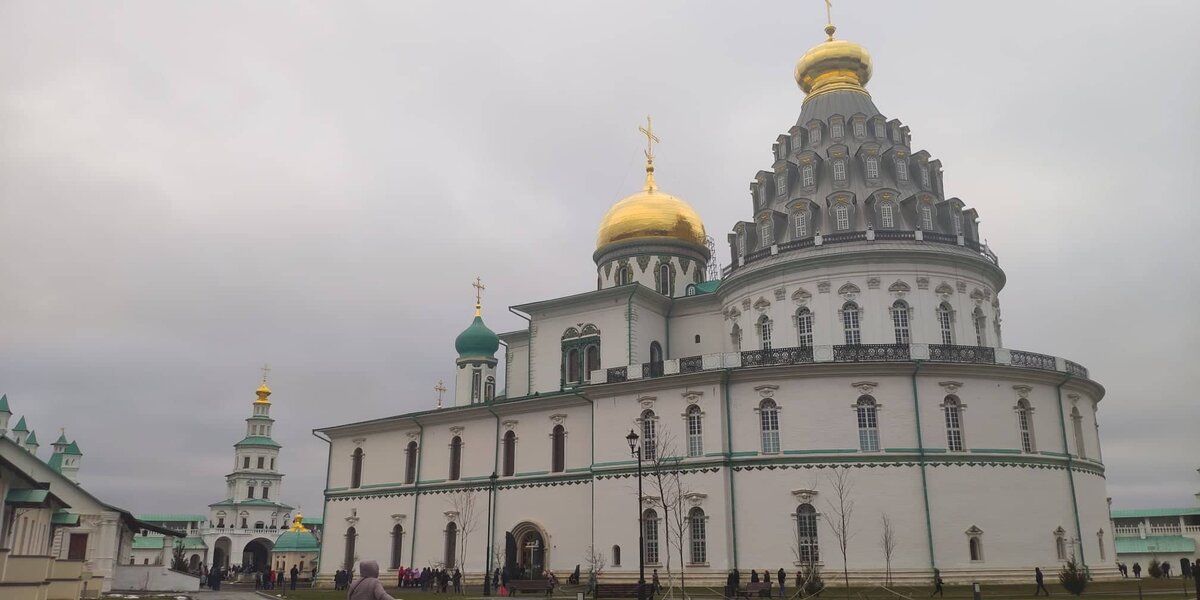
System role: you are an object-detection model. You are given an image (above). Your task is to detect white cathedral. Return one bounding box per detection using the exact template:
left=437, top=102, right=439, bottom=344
left=313, top=20, right=1112, bottom=586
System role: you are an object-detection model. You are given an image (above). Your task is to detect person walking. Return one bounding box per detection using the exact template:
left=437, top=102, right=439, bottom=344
left=454, top=568, right=463, bottom=594
left=1163, top=561, right=1171, bottom=579
left=545, top=571, right=557, bottom=597
left=1191, top=559, right=1199, bottom=600
left=1034, top=567, right=1050, bottom=596
left=930, top=570, right=944, bottom=598
left=652, top=569, right=661, bottom=599
left=1133, top=563, right=1142, bottom=579
left=763, top=570, right=773, bottom=598
left=348, top=560, right=397, bottom=600
left=208, top=567, right=222, bottom=591
left=290, top=564, right=299, bottom=590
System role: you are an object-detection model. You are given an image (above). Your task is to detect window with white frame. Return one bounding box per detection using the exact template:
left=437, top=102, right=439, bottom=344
left=643, top=509, right=660, bottom=564
left=809, top=125, right=821, bottom=145
left=737, top=234, right=746, bottom=257
left=893, top=127, right=903, bottom=144
left=920, top=165, right=931, bottom=187
left=1016, top=399, right=1035, bottom=453
left=969, top=533, right=984, bottom=562
left=874, top=120, right=886, bottom=138
left=641, top=409, right=657, bottom=461
left=842, top=301, right=862, bottom=345
left=1055, top=531, right=1067, bottom=560
left=853, top=119, right=866, bottom=138
left=759, top=221, right=773, bottom=247
left=834, top=204, right=850, bottom=231
left=856, top=396, right=880, bottom=451
left=688, top=507, right=707, bottom=564
left=731, top=323, right=742, bottom=351
left=796, top=308, right=814, bottom=347
left=880, top=202, right=895, bottom=228
left=832, top=159, right=847, bottom=182
left=796, top=504, right=820, bottom=563
left=617, top=266, right=632, bottom=286
left=831, top=119, right=844, bottom=139
left=921, top=204, right=934, bottom=230
left=937, top=303, right=954, bottom=344
left=896, top=159, right=909, bottom=181
left=1071, top=407, right=1086, bottom=459
left=759, top=399, right=780, bottom=454
left=758, top=314, right=773, bottom=350
left=973, top=308, right=987, bottom=346
left=658, top=264, right=671, bottom=296
left=944, top=396, right=965, bottom=451
left=891, top=300, right=911, bottom=344
left=865, top=155, right=879, bottom=179
left=794, top=211, right=809, bottom=237
left=952, top=212, right=962, bottom=234
left=686, top=405, right=703, bottom=457
left=775, top=173, right=787, bottom=197
left=802, top=164, right=815, bottom=187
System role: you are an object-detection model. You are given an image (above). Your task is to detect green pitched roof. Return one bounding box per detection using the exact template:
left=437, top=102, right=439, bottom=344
left=47, top=453, right=63, bottom=472
left=234, top=436, right=280, bottom=448
left=6, top=488, right=50, bottom=505
left=273, top=529, right=320, bottom=553
left=52, top=511, right=80, bottom=526
left=54, top=432, right=69, bottom=445
left=0, top=394, right=10, bottom=414
left=693, top=280, right=721, bottom=294
left=208, top=498, right=293, bottom=509
left=24, top=430, right=38, bottom=445
left=12, top=416, right=27, bottom=432
left=1114, top=535, right=1196, bottom=554
left=137, top=514, right=207, bottom=523
left=133, top=535, right=207, bottom=550
left=64, top=441, right=82, bottom=456
left=1111, top=507, right=1200, bottom=519
left=301, top=516, right=322, bottom=526
left=455, top=315, right=500, bottom=358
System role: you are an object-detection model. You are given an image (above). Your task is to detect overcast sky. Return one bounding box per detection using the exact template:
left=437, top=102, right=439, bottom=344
left=2, top=1, right=1197, bottom=518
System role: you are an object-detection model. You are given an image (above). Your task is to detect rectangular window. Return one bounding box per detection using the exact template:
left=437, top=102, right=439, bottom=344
left=809, top=126, right=821, bottom=145
left=262, top=486, right=269, bottom=499
left=953, top=212, right=962, bottom=234
left=854, top=120, right=866, bottom=138
left=835, top=205, right=850, bottom=231
left=1019, top=411, right=1034, bottom=453
left=247, top=486, right=255, bottom=499
left=831, top=120, right=844, bottom=139
left=881, top=203, right=894, bottom=228
left=257, top=457, right=265, bottom=469
left=896, top=159, right=909, bottom=181
left=737, top=233, right=746, bottom=257
left=802, top=164, right=815, bottom=187
left=921, top=205, right=934, bottom=230
left=938, top=309, right=954, bottom=345
left=760, top=319, right=773, bottom=350
left=893, top=127, right=903, bottom=144
left=760, top=412, right=780, bottom=454
left=775, top=173, right=787, bottom=197
left=843, top=307, right=861, bottom=345
left=920, top=165, right=931, bottom=187
left=857, top=407, right=880, bottom=452
left=875, top=120, right=886, bottom=138
left=865, top=156, right=879, bottom=179
left=945, top=407, right=964, bottom=452
left=687, top=413, right=703, bottom=458
left=759, top=222, right=773, bottom=247
left=794, top=212, right=808, bottom=237
left=243, top=457, right=250, bottom=469
left=893, top=306, right=911, bottom=344
left=471, top=370, right=481, bottom=401
left=644, top=516, right=659, bottom=564
left=689, top=514, right=707, bottom=564
left=832, top=160, right=846, bottom=182
left=797, top=312, right=813, bottom=347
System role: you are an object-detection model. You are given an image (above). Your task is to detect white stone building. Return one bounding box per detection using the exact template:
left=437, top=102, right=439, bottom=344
left=313, top=22, right=1113, bottom=586
left=1109, top=469, right=1200, bottom=571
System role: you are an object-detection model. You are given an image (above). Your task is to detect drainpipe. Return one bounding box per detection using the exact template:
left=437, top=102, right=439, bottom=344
left=626, top=286, right=639, bottom=365
left=409, top=417, right=424, bottom=568
left=909, top=361, right=937, bottom=573
left=508, top=307, right=533, bottom=395
left=664, top=298, right=675, bottom=359
left=311, top=430, right=332, bottom=582
left=721, top=368, right=739, bottom=570
left=1055, top=375, right=1086, bottom=567
left=485, top=405, right=502, bottom=588
left=569, top=390, right=596, bottom=553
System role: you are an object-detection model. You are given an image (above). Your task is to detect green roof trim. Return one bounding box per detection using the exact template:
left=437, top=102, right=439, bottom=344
left=6, top=488, right=50, bottom=505
left=133, top=535, right=208, bottom=550
left=24, top=430, right=38, bottom=445
left=0, top=394, right=10, bottom=414
left=64, top=441, right=82, bottom=456
left=137, top=514, right=207, bottom=523
left=1111, top=507, right=1200, bottom=519
left=52, top=511, right=80, bottom=526
left=1114, top=535, right=1196, bottom=554
left=208, top=498, right=293, bottom=509
left=273, top=530, right=320, bottom=552
left=301, top=516, right=322, bottom=526
left=12, top=416, right=27, bottom=432
left=54, top=433, right=69, bottom=445
left=455, top=315, right=500, bottom=358
left=234, top=436, right=281, bottom=448
left=693, top=280, right=721, bottom=294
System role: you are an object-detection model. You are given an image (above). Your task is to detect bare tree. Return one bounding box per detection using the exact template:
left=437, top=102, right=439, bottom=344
left=879, top=513, right=897, bottom=587
left=645, top=432, right=692, bottom=600
left=821, top=467, right=854, bottom=598
left=584, top=545, right=607, bottom=576
left=448, top=489, right=480, bottom=574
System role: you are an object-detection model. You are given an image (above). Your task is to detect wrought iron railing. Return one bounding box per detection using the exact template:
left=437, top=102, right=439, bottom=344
left=924, top=231, right=958, bottom=244
left=929, top=344, right=996, bottom=364
left=1064, top=360, right=1089, bottom=379
left=679, top=355, right=704, bottom=374
left=1010, top=350, right=1057, bottom=371
left=606, top=366, right=628, bottom=383
left=823, top=231, right=868, bottom=243
left=874, top=230, right=917, bottom=241
left=832, top=344, right=911, bottom=362
left=740, top=346, right=814, bottom=367
left=642, top=362, right=664, bottom=378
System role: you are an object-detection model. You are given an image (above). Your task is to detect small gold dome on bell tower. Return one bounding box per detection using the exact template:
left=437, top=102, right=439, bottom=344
left=794, top=20, right=872, bottom=100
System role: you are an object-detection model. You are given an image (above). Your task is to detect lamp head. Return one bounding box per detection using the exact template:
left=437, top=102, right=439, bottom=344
left=626, top=429, right=639, bottom=453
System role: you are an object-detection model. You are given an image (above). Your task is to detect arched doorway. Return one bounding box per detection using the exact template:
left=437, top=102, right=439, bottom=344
left=189, top=554, right=201, bottom=572
left=213, top=537, right=232, bottom=569
left=510, top=522, right=548, bottom=580
left=242, top=538, right=274, bottom=572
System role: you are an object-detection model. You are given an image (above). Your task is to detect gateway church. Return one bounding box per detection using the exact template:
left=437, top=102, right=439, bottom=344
left=314, top=17, right=1112, bottom=586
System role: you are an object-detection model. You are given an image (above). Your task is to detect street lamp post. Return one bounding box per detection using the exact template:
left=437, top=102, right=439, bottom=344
left=627, top=429, right=646, bottom=600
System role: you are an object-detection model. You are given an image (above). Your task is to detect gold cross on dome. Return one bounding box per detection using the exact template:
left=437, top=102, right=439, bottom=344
left=434, top=380, right=447, bottom=408
left=473, top=276, right=485, bottom=316
left=825, top=0, right=833, bottom=27
left=638, top=116, right=660, bottom=162
left=260, top=363, right=271, bottom=384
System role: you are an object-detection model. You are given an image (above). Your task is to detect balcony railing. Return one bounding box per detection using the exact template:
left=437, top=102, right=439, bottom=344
left=679, top=355, right=704, bottom=374
left=1064, top=360, right=1089, bottom=379
left=929, top=344, right=995, bottom=364
left=833, top=344, right=911, bottom=362
left=1010, top=350, right=1057, bottom=371
left=606, top=366, right=628, bottom=383
left=741, top=346, right=814, bottom=367
left=1113, top=526, right=1142, bottom=537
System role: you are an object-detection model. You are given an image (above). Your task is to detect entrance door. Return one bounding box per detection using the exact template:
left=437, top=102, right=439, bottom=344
left=67, top=534, right=88, bottom=560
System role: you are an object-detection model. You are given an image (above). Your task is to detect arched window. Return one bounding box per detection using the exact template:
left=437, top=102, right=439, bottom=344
left=449, top=436, right=463, bottom=480
left=969, top=536, right=983, bottom=561
left=640, top=410, right=657, bottom=461
left=617, top=267, right=632, bottom=286
left=649, top=341, right=664, bottom=377
left=865, top=155, right=879, bottom=179
left=585, top=345, right=601, bottom=379
left=731, top=324, right=742, bottom=351
left=657, top=264, right=671, bottom=295
left=937, top=303, right=955, bottom=345
left=944, top=396, right=965, bottom=452
left=891, top=301, right=910, bottom=344
left=444, top=521, right=458, bottom=569
left=841, top=302, right=862, bottom=345
left=390, top=524, right=404, bottom=569
left=759, top=399, right=780, bottom=454
left=896, top=158, right=909, bottom=181
left=796, top=308, right=814, bottom=348
left=566, top=348, right=581, bottom=384
left=796, top=504, right=819, bottom=563
left=1055, top=532, right=1067, bottom=560
left=1071, top=407, right=1086, bottom=459
left=686, top=405, right=703, bottom=457
left=834, top=204, right=850, bottom=231
left=853, top=119, right=866, bottom=138
left=794, top=211, right=809, bottom=237
left=856, top=396, right=880, bottom=452
left=642, top=509, right=660, bottom=565
left=801, top=164, right=815, bottom=187
left=344, top=526, right=357, bottom=571
left=688, top=507, right=707, bottom=564
left=758, top=315, right=773, bottom=350
left=502, top=430, right=516, bottom=477
left=920, top=204, right=934, bottom=230
left=1016, top=400, right=1035, bottom=453
left=832, top=159, right=847, bottom=182
left=350, top=448, right=364, bottom=489
left=973, top=308, right=987, bottom=347
left=551, top=425, right=566, bottom=473
left=404, top=441, right=418, bottom=484
left=484, top=377, right=495, bottom=401
left=471, top=369, right=482, bottom=402
left=879, top=201, right=894, bottom=227
left=612, top=545, right=621, bottom=567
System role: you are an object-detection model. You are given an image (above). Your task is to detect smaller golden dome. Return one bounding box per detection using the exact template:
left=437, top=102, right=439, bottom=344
left=255, top=382, right=271, bottom=403
left=596, top=177, right=706, bottom=250
left=794, top=24, right=872, bottom=99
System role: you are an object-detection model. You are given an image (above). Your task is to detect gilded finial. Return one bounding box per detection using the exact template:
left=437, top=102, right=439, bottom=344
left=289, top=513, right=309, bottom=533
left=638, top=116, right=660, bottom=192
left=255, top=364, right=272, bottom=401
left=824, top=0, right=836, bottom=40
left=434, top=380, right=447, bottom=409
left=472, top=277, right=485, bottom=317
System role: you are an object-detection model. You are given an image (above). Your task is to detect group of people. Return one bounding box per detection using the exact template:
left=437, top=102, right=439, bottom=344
left=253, top=565, right=302, bottom=590
left=725, top=568, right=802, bottom=598
left=394, top=565, right=464, bottom=593
left=1116, top=558, right=1199, bottom=580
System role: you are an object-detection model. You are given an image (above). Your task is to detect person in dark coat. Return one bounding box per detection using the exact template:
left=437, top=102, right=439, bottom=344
left=1133, top=562, right=1142, bottom=578
left=493, top=568, right=501, bottom=590
left=750, top=570, right=760, bottom=583
left=763, top=570, right=772, bottom=598
left=1191, top=559, right=1200, bottom=600
left=290, top=565, right=299, bottom=590
left=930, top=570, right=944, bottom=597
left=727, top=570, right=739, bottom=599
left=1034, top=567, right=1049, bottom=596
left=207, top=568, right=222, bottom=591
left=778, top=568, right=787, bottom=599
left=454, top=568, right=463, bottom=594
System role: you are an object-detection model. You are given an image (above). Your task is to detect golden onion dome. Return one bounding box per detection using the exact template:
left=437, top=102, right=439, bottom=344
left=794, top=24, right=872, bottom=100
left=596, top=122, right=706, bottom=251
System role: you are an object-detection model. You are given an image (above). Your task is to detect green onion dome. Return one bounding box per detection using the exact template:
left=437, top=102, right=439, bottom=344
left=273, top=529, right=320, bottom=553
left=454, top=315, right=500, bottom=358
